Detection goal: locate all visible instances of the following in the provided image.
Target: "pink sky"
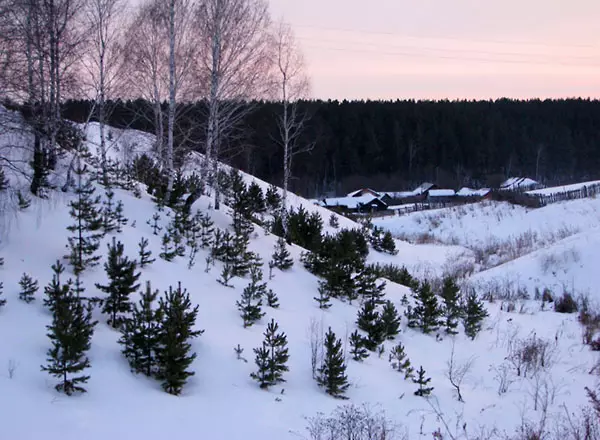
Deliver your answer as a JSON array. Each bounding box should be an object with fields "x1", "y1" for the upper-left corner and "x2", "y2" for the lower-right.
[{"x1": 269, "y1": 0, "x2": 600, "y2": 100}]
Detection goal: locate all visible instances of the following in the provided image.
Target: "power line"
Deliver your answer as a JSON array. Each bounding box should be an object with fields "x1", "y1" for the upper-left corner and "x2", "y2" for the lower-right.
[
  {"x1": 301, "y1": 43, "x2": 600, "y2": 68},
  {"x1": 291, "y1": 22, "x2": 600, "y2": 51}
]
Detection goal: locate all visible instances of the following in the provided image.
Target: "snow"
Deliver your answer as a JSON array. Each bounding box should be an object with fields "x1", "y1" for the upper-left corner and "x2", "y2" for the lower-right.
[
  {"x1": 323, "y1": 195, "x2": 385, "y2": 209},
  {"x1": 428, "y1": 189, "x2": 455, "y2": 197},
  {"x1": 500, "y1": 177, "x2": 540, "y2": 191},
  {"x1": 0, "y1": 119, "x2": 598, "y2": 440},
  {"x1": 456, "y1": 187, "x2": 491, "y2": 197},
  {"x1": 526, "y1": 180, "x2": 600, "y2": 196}
]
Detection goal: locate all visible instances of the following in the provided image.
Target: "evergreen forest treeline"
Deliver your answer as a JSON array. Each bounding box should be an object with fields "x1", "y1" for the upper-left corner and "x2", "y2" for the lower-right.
[{"x1": 62, "y1": 98, "x2": 600, "y2": 197}]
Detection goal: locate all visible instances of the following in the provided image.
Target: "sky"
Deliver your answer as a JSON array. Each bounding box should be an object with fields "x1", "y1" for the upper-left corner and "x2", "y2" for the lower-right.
[{"x1": 268, "y1": 0, "x2": 600, "y2": 100}]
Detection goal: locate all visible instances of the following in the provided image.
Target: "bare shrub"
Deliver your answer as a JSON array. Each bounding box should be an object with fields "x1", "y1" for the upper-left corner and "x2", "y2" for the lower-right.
[
  {"x1": 554, "y1": 292, "x2": 578, "y2": 314},
  {"x1": 306, "y1": 403, "x2": 405, "y2": 440},
  {"x1": 508, "y1": 334, "x2": 557, "y2": 378},
  {"x1": 446, "y1": 341, "x2": 475, "y2": 402},
  {"x1": 491, "y1": 362, "x2": 514, "y2": 395},
  {"x1": 308, "y1": 317, "x2": 324, "y2": 380}
]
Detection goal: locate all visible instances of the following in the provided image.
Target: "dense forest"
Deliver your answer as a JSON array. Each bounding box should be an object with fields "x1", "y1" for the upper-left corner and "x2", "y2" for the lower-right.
[{"x1": 63, "y1": 98, "x2": 600, "y2": 197}]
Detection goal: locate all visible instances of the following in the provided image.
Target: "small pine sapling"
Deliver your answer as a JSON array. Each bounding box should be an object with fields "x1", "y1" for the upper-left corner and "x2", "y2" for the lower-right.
[
  {"x1": 159, "y1": 233, "x2": 177, "y2": 262},
  {"x1": 114, "y1": 200, "x2": 127, "y2": 231},
  {"x1": 102, "y1": 189, "x2": 118, "y2": 233},
  {"x1": 381, "y1": 300, "x2": 401, "y2": 339},
  {"x1": 380, "y1": 231, "x2": 398, "y2": 255},
  {"x1": 218, "y1": 265, "x2": 234, "y2": 287},
  {"x1": 408, "y1": 282, "x2": 442, "y2": 334},
  {"x1": 328, "y1": 213, "x2": 339, "y2": 229},
  {"x1": 356, "y1": 298, "x2": 385, "y2": 350},
  {"x1": 413, "y1": 365, "x2": 434, "y2": 396},
  {"x1": 349, "y1": 330, "x2": 369, "y2": 361},
  {"x1": 317, "y1": 327, "x2": 350, "y2": 399},
  {"x1": 271, "y1": 237, "x2": 293, "y2": 271},
  {"x1": 463, "y1": 290, "x2": 489, "y2": 340},
  {"x1": 266, "y1": 289, "x2": 280, "y2": 308},
  {"x1": 0, "y1": 282, "x2": 5, "y2": 308},
  {"x1": 388, "y1": 343, "x2": 414, "y2": 379},
  {"x1": 18, "y1": 273, "x2": 38, "y2": 303},
  {"x1": 314, "y1": 282, "x2": 332, "y2": 309},
  {"x1": 250, "y1": 319, "x2": 290, "y2": 389},
  {"x1": 441, "y1": 277, "x2": 462, "y2": 335},
  {"x1": 199, "y1": 212, "x2": 214, "y2": 249},
  {"x1": 147, "y1": 212, "x2": 162, "y2": 236},
  {"x1": 236, "y1": 265, "x2": 267, "y2": 327},
  {"x1": 43, "y1": 261, "x2": 68, "y2": 313},
  {"x1": 138, "y1": 237, "x2": 155, "y2": 268},
  {"x1": 234, "y1": 344, "x2": 246, "y2": 362}
]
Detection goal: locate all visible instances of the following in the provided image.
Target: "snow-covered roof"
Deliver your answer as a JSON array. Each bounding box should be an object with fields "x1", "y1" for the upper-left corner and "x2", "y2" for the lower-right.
[
  {"x1": 346, "y1": 188, "x2": 382, "y2": 198},
  {"x1": 500, "y1": 177, "x2": 539, "y2": 191},
  {"x1": 428, "y1": 189, "x2": 455, "y2": 197},
  {"x1": 456, "y1": 187, "x2": 491, "y2": 197},
  {"x1": 383, "y1": 190, "x2": 420, "y2": 199},
  {"x1": 413, "y1": 182, "x2": 435, "y2": 194},
  {"x1": 323, "y1": 194, "x2": 386, "y2": 209},
  {"x1": 526, "y1": 180, "x2": 600, "y2": 196}
]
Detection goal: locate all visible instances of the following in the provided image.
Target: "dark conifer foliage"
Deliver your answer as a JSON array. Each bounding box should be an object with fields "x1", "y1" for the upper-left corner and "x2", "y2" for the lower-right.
[
  {"x1": 406, "y1": 282, "x2": 442, "y2": 334},
  {"x1": 138, "y1": 237, "x2": 155, "y2": 268},
  {"x1": 237, "y1": 265, "x2": 266, "y2": 328},
  {"x1": 441, "y1": 277, "x2": 462, "y2": 335},
  {"x1": 147, "y1": 212, "x2": 162, "y2": 236},
  {"x1": 314, "y1": 282, "x2": 332, "y2": 309},
  {"x1": 18, "y1": 273, "x2": 38, "y2": 303},
  {"x1": 265, "y1": 289, "x2": 280, "y2": 309},
  {"x1": 270, "y1": 237, "x2": 293, "y2": 271},
  {"x1": 349, "y1": 330, "x2": 369, "y2": 362},
  {"x1": 155, "y1": 282, "x2": 203, "y2": 395},
  {"x1": 317, "y1": 327, "x2": 350, "y2": 399},
  {"x1": 265, "y1": 185, "x2": 282, "y2": 214},
  {"x1": 389, "y1": 343, "x2": 414, "y2": 379},
  {"x1": 44, "y1": 261, "x2": 69, "y2": 313},
  {"x1": 356, "y1": 298, "x2": 385, "y2": 350},
  {"x1": 250, "y1": 319, "x2": 289, "y2": 389},
  {"x1": 66, "y1": 157, "x2": 103, "y2": 275},
  {"x1": 247, "y1": 182, "x2": 266, "y2": 217},
  {"x1": 41, "y1": 280, "x2": 97, "y2": 395},
  {"x1": 413, "y1": 366, "x2": 434, "y2": 397},
  {"x1": 0, "y1": 167, "x2": 8, "y2": 191},
  {"x1": 355, "y1": 266, "x2": 386, "y2": 304},
  {"x1": 198, "y1": 212, "x2": 214, "y2": 249},
  {"x1": 96, "y1": 238, "x2": 141, "y2": 328},
  {"x1": 328, "y1": 213, "x2": 339, "y2": 229},
  {"x1": 381, "y1": 300, "x2": 401, "y2": 339},
  {"x1": 463, "y1": 290, "x2": 489, "y2": 340},
  {"x1": 380, "y1": 231, "x2": 398, "y2": 255},
  {"x1": 0, "y1": 282, "x2": 5, "y2": 308},
  {"x1": 120, "y1": 281, "x2": 163, "y2": 377}
]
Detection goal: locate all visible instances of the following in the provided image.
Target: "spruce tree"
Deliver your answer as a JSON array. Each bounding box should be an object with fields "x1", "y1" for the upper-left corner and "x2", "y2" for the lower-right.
[
  {"x1": 236, "y1": 265, "x2": 266, "y2": 328},
  {"x1": 314, "y1": 282, "x2": 332, "y2": 309},
  {"x1": 41, "y1": 282, "x2": 96, "y2": 395},
  {"x1": 413, "y1": 366, "x2": 434, "y2": 397},
  {"x1": 441, "y1": 277, "x2": 462, "y2": 335},
  {"x1": 317, "y1": 327, "x2": 350, "y2": 399},
  {"x1": 388, "y1": 343, "x2": 414, "y2": 379},
  {"x1": 119, "y1": 281, "x2": 163, "y2": 376},
  {"x1": 155, "y1": 282, "x2": 203, "y2": 395},
  {"x1": 66, "y1": 157, "x2": 103, "y2": 274},
  {"x1": 408, "y1": 282, "x2": 442, "y2": 334},
  {"x1": 138, "y1": 237, "x2": 155, "y2": 268},
  {"x1": 18, "y1": 273, "x2": 38, "y2": 303},
  {"x1": 381, "y1": 300, "x2": 401, "y2": 339},
  {"x1": 250, "y1": 319, "x2": 289, "y2": 389},
  {"x1": 349, "y1": 330, "x2": 369, "y2": 361},
  {"x1": 265, "y1": 289, "x2": 280, "y2": 308},
  {"x1": 96, "y1": 237, "x2": 141, "y2": 328},
  {"x1": 463, "y1": 290, "x2": 489, "y2": 340},
  {"x1": 270, "y1": 237, "x2": 293, "y2": 271}
]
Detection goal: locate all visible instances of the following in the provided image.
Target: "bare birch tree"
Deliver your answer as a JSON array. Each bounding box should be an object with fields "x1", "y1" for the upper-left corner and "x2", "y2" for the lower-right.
[
  {"x1": 83, "y1": 0, "x2": 126, "y2": 186},
  {"x1": 194, "y1": 0, "x2": 273, "y2": 209},
  {"x1": 272, "y1": 20, "x2": 311, "y2": 227}
]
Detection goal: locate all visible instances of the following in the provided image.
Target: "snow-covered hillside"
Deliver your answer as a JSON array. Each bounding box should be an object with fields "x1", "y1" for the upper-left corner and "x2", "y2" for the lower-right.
[{"x1": 0, "y1": 122, "x2": 598, "y2": 440}]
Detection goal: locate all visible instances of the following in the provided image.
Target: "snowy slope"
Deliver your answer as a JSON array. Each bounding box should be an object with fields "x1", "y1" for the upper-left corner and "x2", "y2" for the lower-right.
[{"x1": 0, "y1": 121, "x2": 598, "y2": 440}]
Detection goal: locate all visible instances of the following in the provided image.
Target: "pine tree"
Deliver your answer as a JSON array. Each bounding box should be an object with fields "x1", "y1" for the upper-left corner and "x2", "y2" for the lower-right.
[
  {"x1": 230, "y1": 171, "x2": 254, "y2": 238},
  {"x1": 441, "y1": 277, "x2": 462, "y2": 335},
  {"x1": 356, "y1": 298, "x2": 385, "y2": 350},
  {"x1": 317, "y1": 327, "x2": 349, "y2": 399},
  {"x1": 250, "y1": 319, "x2": 289, "y2": 389},
  {"x1": 408, "y1": 282, "x2": 442, "y2": 334},
  {"x1": 231, "y1": 232, "x2": 253, "y2": 278},
  {"x1": 17, "y1": 191, "x2": 31, "y2": 210},
  {"x1": 388, "y1": 343, "x2": 414, "y2": 379},
  {"x1": 265, "y1": 185, "x2": 282, "y2": 213},
  {"x1": 354, "y1": 267, "x2": 386, "y2": 304},
  {"x1": 41, "y1": 282, "x2": 96, "y2": 395},
  {"x1": 266, "y1": 289, "x2": 280, "y2": 308},
  {"x1": 270, "y1": 237, "x2": 293, "y2": 271},
  {"x1": 0, "y1": 167, "x2": 8, "y2": 191},
  {"x1": 18, "y1": 273, "x2": 38, "y2": 303},
  {"x1": 66, "y1": 157, "x2": 103, "y2": 274},
  {"x1": 236, "y1": 265, "x2": 266, "y2": 328},
  {"x1": 96, "y1": 238, "x2": 141, "y2": 328},
  {"x1": 413, "y1": 365, "x2": 434, "y2": 396},
  {"x1": 247, "y1": 182, "x2": 266, "y2": 217},
  {"x1": 314, "y1": 282, "x2": 332, "y2": 309},
  {"x1": 102, "y1": 189, "x2": 118, "y2": 233},
  {"x1": 218, "y1": 265, "x2": 234, "y2": 287},
  {"x1": 155, "y1": 282, "x2": 203, "y2": 395},
  {"x1": 147, "y1": 212, "x2": 162, "y2": 236},
  {"x1": 0, "y1": 281, "x2": 5, "y2": 308},
  {"x1": 381, "y1": 300, "x2": 401, "y2": 339},
  {"x1": 160, "y1": 232, "x2": 177, "y2": 262},
  {"x1": 114, "y1": 200, "x2": 127, "y2": 231},
  {"x1": 44, "y1": 261, "x2": 69, "y2": 313},
  {"x1": 138, "y1": 237, "x2": 155, "y2": 268},
  {"x1": 380, "y1": 231, "x2": 398, "y2": 255},
  {"x1": 463, "y1": 290, "x2": 489, "y2": 340},
  {"x1": 349, "y1": 330, "x2": 369, "y2": 361},
  {"x1": 119, "y1": 281, "x2": 163, "y2": 377},
  {"x1": 328, "y1": 213, "x2": 339, "y2": 229},
  {"x1": 198, "y1": 212, "x2": 214, "y2": 249}
]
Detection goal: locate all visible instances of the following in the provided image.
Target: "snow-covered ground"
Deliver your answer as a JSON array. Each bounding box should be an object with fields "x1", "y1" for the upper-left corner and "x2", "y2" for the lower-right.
[{"x1": 0, "y1": 121, "x2": 598, "y2": 440}]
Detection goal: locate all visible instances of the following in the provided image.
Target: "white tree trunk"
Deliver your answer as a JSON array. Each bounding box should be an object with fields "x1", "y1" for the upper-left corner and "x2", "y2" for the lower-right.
[{"x1": 165, "y1": 0, "x2": 176, "y2": 202}]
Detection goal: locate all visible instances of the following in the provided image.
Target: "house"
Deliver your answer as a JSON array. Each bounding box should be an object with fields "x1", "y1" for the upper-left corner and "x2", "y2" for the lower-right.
[
  {"x1": 346, "y1": 188, "x2": 382, "y2": 198},
  {"x1": 499, "y1": 177, "x2": 542, "y2": 192},
  {"x1": 322, "y1": 194, "x2": 388, "y2": 213},
  {"x1": 456, "y1": 187, "x2": 492, "y2": 200},
  {"x1": 413, "y1": 182, "x2": 438, "y2": 195},
  {"x1": 427, "y1": 189, "x2": 456, "y2": 203}
]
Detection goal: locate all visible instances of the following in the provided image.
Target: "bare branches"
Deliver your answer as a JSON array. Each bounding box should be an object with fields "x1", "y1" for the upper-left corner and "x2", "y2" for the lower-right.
[{"x1": 446, "y1": 340, "x2": 475, "y2": 403}]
